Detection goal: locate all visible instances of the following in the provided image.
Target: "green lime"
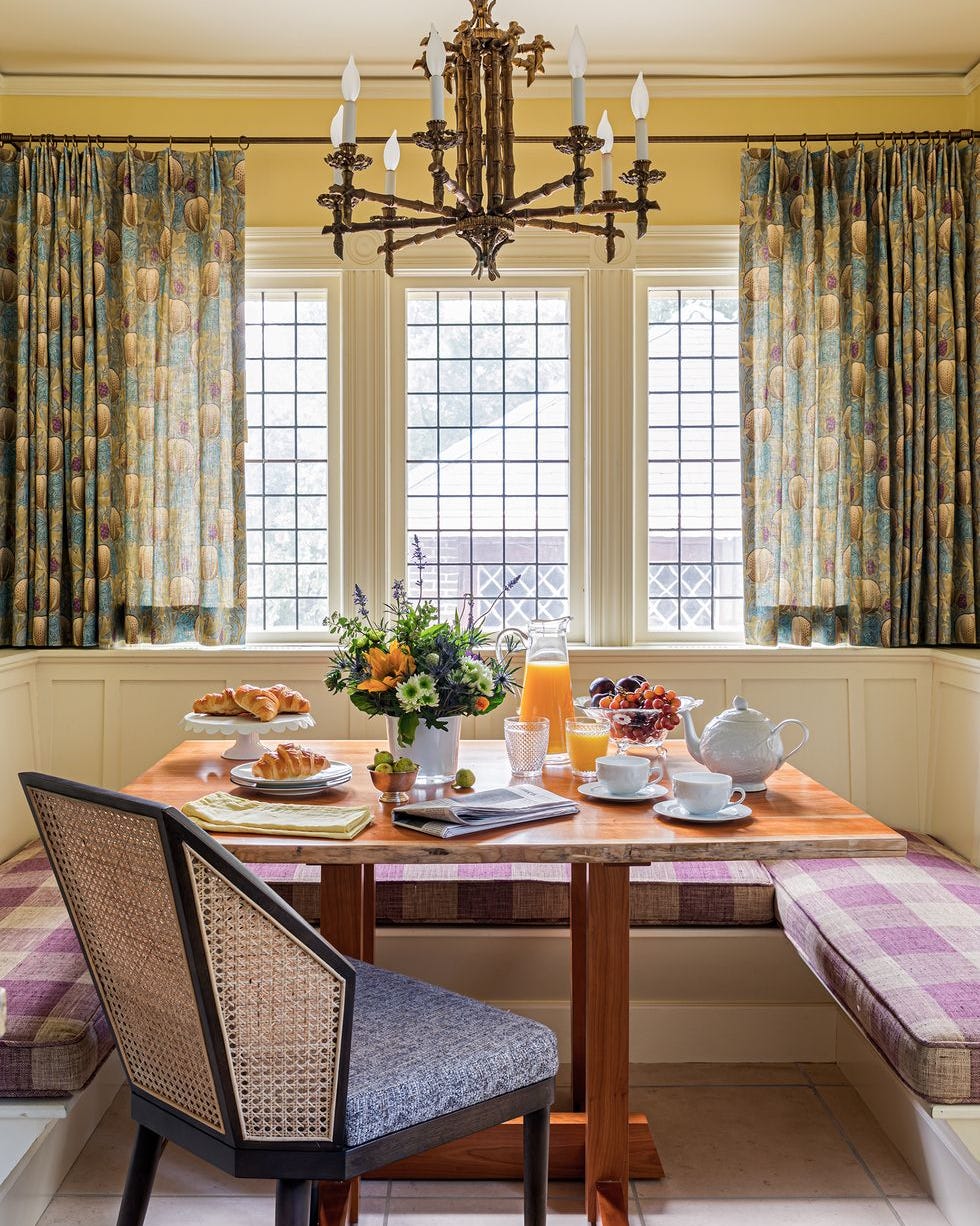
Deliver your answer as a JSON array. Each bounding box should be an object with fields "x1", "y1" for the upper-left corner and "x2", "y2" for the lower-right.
[{"x1": 453, "y1": 768, "x2": 476, "y2": 789}]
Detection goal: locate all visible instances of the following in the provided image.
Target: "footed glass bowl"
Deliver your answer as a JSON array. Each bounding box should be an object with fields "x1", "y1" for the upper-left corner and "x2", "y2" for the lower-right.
[{"x1": 574, "y1": 695, "x2": 702, "y2": 754}]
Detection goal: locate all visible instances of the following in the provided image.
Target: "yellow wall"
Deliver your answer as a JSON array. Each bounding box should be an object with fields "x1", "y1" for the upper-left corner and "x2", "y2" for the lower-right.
[{"x1": 0, "y1": 89, "x2": 971, "y2": 227}]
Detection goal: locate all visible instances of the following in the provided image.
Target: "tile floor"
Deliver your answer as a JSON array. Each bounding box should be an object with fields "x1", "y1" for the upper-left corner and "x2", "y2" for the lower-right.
[{"x1": 40, "y1": 1064, "x2": 950, "y2": 1225}]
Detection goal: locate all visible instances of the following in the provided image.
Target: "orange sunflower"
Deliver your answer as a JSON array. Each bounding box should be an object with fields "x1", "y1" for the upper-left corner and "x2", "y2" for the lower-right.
[{"x1": 357, "y1": 641, "x2": 416, "y2": 693}]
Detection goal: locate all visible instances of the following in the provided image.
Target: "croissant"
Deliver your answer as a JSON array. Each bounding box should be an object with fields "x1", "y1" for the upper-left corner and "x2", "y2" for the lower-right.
[
  {"x1": 193, "y1": 688, "x2": 243, "y2": 716},
  {"x1": 268, "y1": 683, "x2": 311, "y2": 714},
  {"x1": 252, "y1": 742, "x2": 327, "y2": 780},
  {"x1": 233, "y1": 684, "x2": 281, "y2": 722}
]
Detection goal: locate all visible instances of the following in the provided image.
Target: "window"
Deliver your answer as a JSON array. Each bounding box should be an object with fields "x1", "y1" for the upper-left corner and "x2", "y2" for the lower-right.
[
  {"x1": 644, "y1": 287, "x2": 743, "y2": 634},
  {"x1": 402, "y1": 287, "x2": 572, "y2": 631},
  {"x1": 244, "y1": 290, "x2": 330, "y2": 633}
]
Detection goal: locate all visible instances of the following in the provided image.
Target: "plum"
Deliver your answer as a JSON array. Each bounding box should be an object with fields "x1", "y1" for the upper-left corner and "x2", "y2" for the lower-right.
[
  {"x1": 616, "y1": 676, "x2": 641, "y2": 693},
  {"x1": 589, "y1": 676, "x2": 615, "y2": 696}
]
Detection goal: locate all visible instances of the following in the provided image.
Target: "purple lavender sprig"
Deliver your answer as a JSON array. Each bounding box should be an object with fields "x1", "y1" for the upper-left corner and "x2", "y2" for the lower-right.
[
  {"x1": 352, "y1": 583, "x2": 369, "y2": 618},
  {"x1": 410, "y1": 534, "x2": 427, "y2": 602}
]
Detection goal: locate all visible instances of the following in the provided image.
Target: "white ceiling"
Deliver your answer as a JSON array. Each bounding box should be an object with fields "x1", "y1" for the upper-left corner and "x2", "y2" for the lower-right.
[{"x1": 1, "y1": 0, "x2": 978, "y2": 79}]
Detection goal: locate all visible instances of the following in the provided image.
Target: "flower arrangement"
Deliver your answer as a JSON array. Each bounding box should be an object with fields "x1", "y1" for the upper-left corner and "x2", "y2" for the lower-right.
[{"x1": 324, "y1": 537, "x2": 520, "y2": 747}]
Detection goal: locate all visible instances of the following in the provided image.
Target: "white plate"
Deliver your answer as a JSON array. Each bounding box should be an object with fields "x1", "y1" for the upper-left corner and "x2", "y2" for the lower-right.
[
  {"x1": 232, "y1": 778, "x2": 353, "y2": 798},
  {"x1": 230, "y1": 761, "x2": 352, "y2": 793},
  {"x1": 578, "y1": 781, "x2": 669, "y2": 803},
  {"x1": 653, "y1": 800, "x2": 752, "y2": 824},
  {"x1": 230, "y1": 760, "x2": 351, "y2": 786}
]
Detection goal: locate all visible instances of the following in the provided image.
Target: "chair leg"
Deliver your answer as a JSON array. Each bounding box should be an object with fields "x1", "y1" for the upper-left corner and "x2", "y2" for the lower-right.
[
  {"x1": 523, "y1": 1106, "x2": 550, "y2": 1226},
  {"x1": 276, "y1": 1179, "x2": 313, "y2": 1226},
  {"x1": 116, "y1": 1125, "x2": 165, "y2": 1226}
]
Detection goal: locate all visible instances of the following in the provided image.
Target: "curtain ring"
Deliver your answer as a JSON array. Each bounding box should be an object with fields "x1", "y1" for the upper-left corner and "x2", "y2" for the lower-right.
[
  {"x1": 95, "y1": 134, "x2": 104, "y2": 149},
  {"x1": 800, "y1": 133, "x2": 808, "y2": 149},
  {"x1": 238, "y1": 135, "x2": 250, "y2": 151},
  {"x1": 208, "y1": 135, "x2": 214, "y2": 155},
  {"x1": 876, "y1": 132, "x2": 885, "y2": 148},
  {"x1": 126, "y1": 134, "x2": 136, "y2": 153}
]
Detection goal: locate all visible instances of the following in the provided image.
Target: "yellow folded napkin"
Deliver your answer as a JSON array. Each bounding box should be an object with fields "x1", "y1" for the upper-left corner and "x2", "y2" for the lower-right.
[{"x1": 182, "y1": 792, "x2": 372, "y2": 840}]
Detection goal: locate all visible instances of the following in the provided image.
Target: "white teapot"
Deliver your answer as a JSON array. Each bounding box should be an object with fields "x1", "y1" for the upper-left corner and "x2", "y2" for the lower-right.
[{"x1": 680, "y1": 695, "x2": 809, "y2": 792}]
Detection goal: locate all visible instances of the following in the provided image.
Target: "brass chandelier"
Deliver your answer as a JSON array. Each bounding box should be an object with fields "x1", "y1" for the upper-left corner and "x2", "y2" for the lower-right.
[{"x1": 317, "y1": 0, "x2": 665, "y2": 279}]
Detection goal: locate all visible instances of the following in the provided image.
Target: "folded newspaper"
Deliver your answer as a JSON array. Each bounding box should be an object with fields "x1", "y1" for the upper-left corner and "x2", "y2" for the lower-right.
[{"x1": 392, "y1": 783, "x2": 579, "y2": 839}]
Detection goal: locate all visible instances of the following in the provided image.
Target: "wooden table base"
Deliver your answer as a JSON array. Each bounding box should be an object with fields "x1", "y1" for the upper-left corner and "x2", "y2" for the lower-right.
[
  {"x1": 315, "y1": 861, "x2": 661, "y2": 1226},
  {"x1": 368, "y1": 1112, "x2": 664, "y2": 1181}
]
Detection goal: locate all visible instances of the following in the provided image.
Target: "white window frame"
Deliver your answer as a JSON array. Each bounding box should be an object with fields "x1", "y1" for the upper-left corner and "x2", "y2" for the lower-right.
[
  {"x1": 243, "y1": 226, "x2": 741, "y2": 646},
  {"x1": 388, "y1": 272, "x2": 588, "y2": 640},
  {"x1": 632, "y1": 229, "x2": 741, "y2": 643},
  {"x1": 244, "y1": 264, "x2": 343, "y2": 642}
]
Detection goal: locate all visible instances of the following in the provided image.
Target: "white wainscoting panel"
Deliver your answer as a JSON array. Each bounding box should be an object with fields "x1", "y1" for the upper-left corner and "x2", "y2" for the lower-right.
[
  {"x1": 928, "y1": 654, "x2": 980, "y2": 864},
  {"x1": 0, "y1": 661, "x2": 41, "y2": 861},
  {"x1": 45, "y1": 680, "x2": 105, "y2": 788}
]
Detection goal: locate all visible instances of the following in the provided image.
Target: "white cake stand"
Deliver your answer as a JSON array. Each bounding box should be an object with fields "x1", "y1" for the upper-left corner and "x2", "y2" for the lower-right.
[{"x1": 181, "y1": 712, "x2": 316, "y2": 761}]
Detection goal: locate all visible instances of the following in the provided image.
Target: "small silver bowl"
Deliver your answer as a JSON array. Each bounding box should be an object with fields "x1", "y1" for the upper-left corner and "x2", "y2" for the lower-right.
[{"x1": 368, "y1": 766, "x2": 419, "y2": 804}]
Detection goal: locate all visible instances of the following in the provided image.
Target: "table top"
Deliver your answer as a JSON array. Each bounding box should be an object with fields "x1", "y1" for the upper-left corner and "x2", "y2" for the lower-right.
[{"x1": 124, "y1": 740, "x2": 907, "y2": 866}]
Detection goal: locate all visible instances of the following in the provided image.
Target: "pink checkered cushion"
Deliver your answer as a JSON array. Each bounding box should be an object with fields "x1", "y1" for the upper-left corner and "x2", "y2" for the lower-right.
[
  {"x1": 768, "y1": 832, "x2": 980, "y2": 1105},
  {"x1": 257, "y1": 859, "x2": 776, "y2": 927},
  {"x1": 0, "y1": 841, "x2": 114, "y2": 1096}
]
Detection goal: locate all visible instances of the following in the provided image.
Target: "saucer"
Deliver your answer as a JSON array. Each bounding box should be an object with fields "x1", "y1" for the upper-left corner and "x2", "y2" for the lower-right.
[
  {"x1": 578, "y1": 781, "x2": 669, "y2": 803},
  {"x1": 653, "y1": 799, "x2": 752, "y2": 824}
]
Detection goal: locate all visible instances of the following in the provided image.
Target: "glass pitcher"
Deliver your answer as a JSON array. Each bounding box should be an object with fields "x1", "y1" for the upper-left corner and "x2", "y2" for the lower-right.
[{"x1": 496, "y1": 615, "x2": 575, "y2": 763}]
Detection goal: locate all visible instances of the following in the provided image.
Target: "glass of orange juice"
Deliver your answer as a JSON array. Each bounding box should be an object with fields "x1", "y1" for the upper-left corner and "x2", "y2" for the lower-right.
[{"x1": 565, "y1": 718, "x2": 610, "y2": 779}]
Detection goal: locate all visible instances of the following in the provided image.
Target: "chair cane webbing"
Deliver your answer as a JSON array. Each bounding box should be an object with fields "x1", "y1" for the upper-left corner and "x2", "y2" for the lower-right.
[
  {"x1": 25, "y1": 788, "x2": 224, "y2": 1131},
  {"x1": 185, "y1": 848, "x2": 346, "y2": 1141}
]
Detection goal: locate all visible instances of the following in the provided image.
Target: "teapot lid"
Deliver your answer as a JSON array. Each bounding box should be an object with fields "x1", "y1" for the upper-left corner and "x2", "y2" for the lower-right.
[{"x1": 717, "y1": 695, "x2": 768, "y2": 723}]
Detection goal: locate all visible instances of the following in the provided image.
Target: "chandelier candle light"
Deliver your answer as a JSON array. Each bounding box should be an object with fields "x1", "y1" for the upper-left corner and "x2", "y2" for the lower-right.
[{"x1": 317, "y1": 0, "x2": 666, "y2": 278}]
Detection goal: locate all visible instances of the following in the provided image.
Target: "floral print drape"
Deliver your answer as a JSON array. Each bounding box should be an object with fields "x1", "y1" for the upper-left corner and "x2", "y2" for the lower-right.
[
  {"x1": 739, "y1": 140, "x2": 979, "y2": 646},
  {"x1": 0, "y1": 142, "x2": 246, "y2": 646}
]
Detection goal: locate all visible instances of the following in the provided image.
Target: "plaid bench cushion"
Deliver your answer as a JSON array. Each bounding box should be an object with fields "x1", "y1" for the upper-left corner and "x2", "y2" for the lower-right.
[
  {"x1": 768, "y1": 832, "x2": 980, "y2": 1105},
  {"x1": 0, "y1": 841, "x2": 114, "y2": 1097},
  {"x1": 257, "y1": 859, "x2": 776, "y2": 927}
]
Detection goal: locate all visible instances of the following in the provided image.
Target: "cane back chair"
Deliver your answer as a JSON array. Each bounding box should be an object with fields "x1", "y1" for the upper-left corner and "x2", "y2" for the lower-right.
[{"x1": 20, "y1": 772, "x2": 557, "y2": 1226}]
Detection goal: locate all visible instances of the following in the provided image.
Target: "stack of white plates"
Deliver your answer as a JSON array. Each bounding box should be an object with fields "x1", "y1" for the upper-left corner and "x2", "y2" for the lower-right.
[{"x1": 229, "y1": 760, "x2": 353, "y2": 797}]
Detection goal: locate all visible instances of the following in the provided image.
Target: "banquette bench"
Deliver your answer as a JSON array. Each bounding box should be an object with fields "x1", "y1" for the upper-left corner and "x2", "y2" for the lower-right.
[{"x1": 2, "y1": 832, "x2": 978, "y2": 1107}]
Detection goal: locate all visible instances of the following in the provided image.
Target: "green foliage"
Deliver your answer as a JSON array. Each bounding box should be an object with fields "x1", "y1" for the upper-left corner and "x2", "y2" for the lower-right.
[{"x1": 323, "y1": 541, "x2": 521, "y2": 747}]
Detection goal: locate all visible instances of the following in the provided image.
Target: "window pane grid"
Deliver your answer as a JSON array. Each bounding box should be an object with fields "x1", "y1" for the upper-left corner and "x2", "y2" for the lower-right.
[
  {"x1": 405, "y1": 289, "x2": 570, "y2": 632},
  {"x1": 647, "y1": 288, "x2": 743, "y2": 633},
  {"x1": 245, "y1": 291, "x2": 329, "y2": 632}
]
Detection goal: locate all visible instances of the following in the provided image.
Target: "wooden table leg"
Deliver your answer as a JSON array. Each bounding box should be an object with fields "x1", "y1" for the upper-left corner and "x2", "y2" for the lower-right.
[
  {"x1": 570, "y1": 863, "x2": 588, "y2": 1113},
  {"x1": 319, "y1": 865, "x2": 367, "y2": 959},
  {"x1": 319, "y1": 866, "x2": 375, "y2": 1226},
  {"x1": 585, "y1": 863, "x2": 630, "y2": 1225}
]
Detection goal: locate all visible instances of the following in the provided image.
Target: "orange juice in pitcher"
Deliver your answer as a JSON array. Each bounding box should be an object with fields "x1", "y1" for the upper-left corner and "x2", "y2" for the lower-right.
[{"x1": 496, "y1": 616, "x2": 575, "y2": 762}]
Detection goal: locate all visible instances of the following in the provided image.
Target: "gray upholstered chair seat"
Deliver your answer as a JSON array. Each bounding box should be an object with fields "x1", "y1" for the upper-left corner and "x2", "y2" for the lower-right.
[{"x1": 345, "y1": 959, "x2": 558, "y2": 1146}]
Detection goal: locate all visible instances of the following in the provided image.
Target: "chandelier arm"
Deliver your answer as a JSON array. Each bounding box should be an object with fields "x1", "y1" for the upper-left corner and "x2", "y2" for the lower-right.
[
  {"x1": 353, "y1": 187, "x2": 459, "y2": 220},
  {"x1": 385, "y1": 221, "x2": 464, "y2": 255},
  {"x1": 437, "y1": 171, "x2": 480, "y2": 214},
  {"x1": 501, "y1": 173, "x2": 577, "y2": 211},
  {"x1": 324, "y1": 217, "x2": 455, "y2": 238},
  {"x1": 517, "y1": 217, "x2": 623, "y2": 238},
  {"x1": 511, "y1": 202, "x2": 625, "y2": 221}
]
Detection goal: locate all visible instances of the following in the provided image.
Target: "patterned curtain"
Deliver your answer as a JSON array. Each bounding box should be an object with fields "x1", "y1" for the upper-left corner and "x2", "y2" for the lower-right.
[
  {"x1": 739, "y1": 139, "x2": 979, "y2": 646},
  {"x1": 0, "y1": 142, "x2": 246, "y2": 646}
]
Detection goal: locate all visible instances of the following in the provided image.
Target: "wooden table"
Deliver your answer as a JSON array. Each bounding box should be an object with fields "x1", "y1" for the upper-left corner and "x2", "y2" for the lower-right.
[{"x1": 127, "y1": 740, "x2": 906, "y2": 1226}]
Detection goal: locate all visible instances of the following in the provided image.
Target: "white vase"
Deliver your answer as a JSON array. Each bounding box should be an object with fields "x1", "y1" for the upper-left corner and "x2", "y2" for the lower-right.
[{"x1": 386, "y1": 715, "x2": 462, "y2": 785}]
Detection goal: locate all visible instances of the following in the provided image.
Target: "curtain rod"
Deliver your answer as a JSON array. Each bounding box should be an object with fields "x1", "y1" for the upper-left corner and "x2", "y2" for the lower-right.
[{"x1": 1, "y1": 129, "x2": 975, "y2": 148}]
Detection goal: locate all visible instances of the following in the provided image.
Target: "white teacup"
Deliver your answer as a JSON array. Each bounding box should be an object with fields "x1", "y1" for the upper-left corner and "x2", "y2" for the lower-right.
[
  {"x1": 672, "y1": 770, "x2": 746, "y2": 815},
  {"x1": 596, "y1": 754, "x2": 665, "y2": 796}
]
